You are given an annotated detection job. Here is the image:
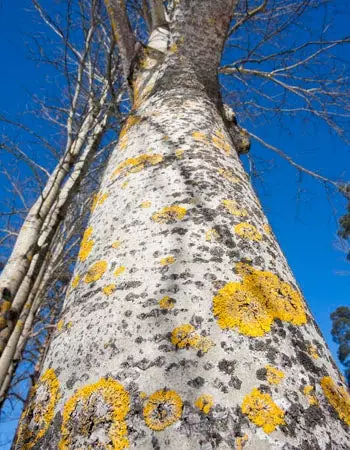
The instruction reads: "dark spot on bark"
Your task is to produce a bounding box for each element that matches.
[256,368,267,381]
[301,438,321,450]
[171,227,188,235]
[229,376,242,389]
[218,359,236,375]
[296,350,321,375]
[281,353,292,368]
[304,405,325,428]
[152,436,161,450]
[266,346,278,363]
[188,376,205,388]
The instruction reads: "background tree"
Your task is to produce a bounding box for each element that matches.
[0,0,349,448]
[330,306,350,385]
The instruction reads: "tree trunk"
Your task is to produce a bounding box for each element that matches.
[14,1,350,449]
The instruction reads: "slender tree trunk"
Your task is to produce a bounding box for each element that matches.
[14,1,349,449]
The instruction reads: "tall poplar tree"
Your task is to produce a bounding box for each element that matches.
[13,0,350,449]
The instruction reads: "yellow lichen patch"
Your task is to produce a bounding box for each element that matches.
[303,385,318,406]
[241,388,285,434]
[171,324,200,348]
[195,394,214,414]
[213,282,273,337]
[114,266,126,277]
[169,42,179,53]
[59,378,130,450]
[222,199,248,217]
[160,256,176,266]
[206,228,220,242]
[320,376,350,425]
[103,284,116,296]
[143,389,183,431]
[159,296,176,310]
[152,205,187,224]
[213,264,306,337]
[308,344,319,359]
[111,154,163,180]
[218,168,240,183]
[91,192,108,212]
[192,131,209,143]
[196,336,215,353]
[263,224,272,235]
[121,181,129,189]
[111,240,122,249]
[139,391,148,399]
[235,434,248,450]
[171,324,213,353]
[57,319,64,331]
[140,200,152,208]
[265,366,285,385]
[212,129,231,155]
[16,369,60,449]
[241,266,307,327]
[119,115,141,141]
[71,274,80,289]
[175,149,185,158]
[78,226,94,262]
[234,223,262,241]
[84,260,107,283]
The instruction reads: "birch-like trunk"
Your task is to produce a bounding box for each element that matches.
[14,1,350,449]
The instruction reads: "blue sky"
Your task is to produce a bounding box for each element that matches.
[0,0,349,448]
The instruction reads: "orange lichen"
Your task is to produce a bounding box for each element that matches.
[16,369,60,449]
[213,263,306,337]
[212,129,231,155]
[111,240,122,249]
[222,199,248,217]
[59,378,130,450]
[111,154,163,180]
[265,366,285,385]
[143,389,183,431]
[234,223,262,241]
[171,324,213,353]
[205,229,220,242]
[114,266,126,277]
[159,296,176,310]
[218,168,240,183]
[152,205,187,223]
[160,256,176,266]
[84,260,107,283]
[320,376,350,425]
[91,192,108,212]
[195,395,214,414]
[78,226,94,262]
[140,200,152,208]
[235,434,248,450]
[103,284,116,296]
[303,385,318,406]
[241,388,285,434]
[308,344,319,359]
[71,274,80,289]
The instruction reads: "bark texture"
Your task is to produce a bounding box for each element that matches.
[15,1,350,449]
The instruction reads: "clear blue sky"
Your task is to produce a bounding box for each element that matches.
[0,0,349,448]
